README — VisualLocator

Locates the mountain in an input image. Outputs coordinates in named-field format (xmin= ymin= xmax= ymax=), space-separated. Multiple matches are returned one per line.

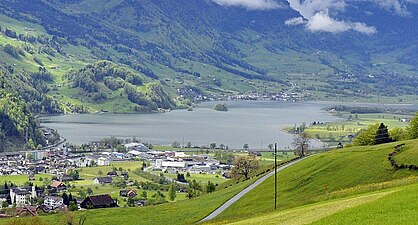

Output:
xmin=1 ymin=0 xmax=417 ymax=102
xmin=1 ymin=0 xmax=418 ymax=149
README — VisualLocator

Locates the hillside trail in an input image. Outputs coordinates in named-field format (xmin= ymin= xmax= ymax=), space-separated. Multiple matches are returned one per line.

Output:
xmin=200 ymin=156 xmax=309 ymax=222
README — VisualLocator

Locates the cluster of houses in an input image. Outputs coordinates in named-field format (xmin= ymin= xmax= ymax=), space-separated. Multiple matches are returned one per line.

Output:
xmin=150 ymin=151 xmax=230 ymax=175
xmin=0 ymin=142 xmax=233 ymax=216
xmin=0 ymin=180 xmax=118 ymax=213
xmin=0 ymin=142 xmax=151 ymax=177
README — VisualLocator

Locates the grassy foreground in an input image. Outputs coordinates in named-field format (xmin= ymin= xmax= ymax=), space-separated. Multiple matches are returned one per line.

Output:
xmin=222 ymin=182 xmax=418 ymax=225
xmin=207 ymin=139 xmax=418 ymax=223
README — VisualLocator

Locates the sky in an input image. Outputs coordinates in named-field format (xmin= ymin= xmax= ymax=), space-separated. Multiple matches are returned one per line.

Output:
xmin=212 ymin=0 xmax=417 ymax=34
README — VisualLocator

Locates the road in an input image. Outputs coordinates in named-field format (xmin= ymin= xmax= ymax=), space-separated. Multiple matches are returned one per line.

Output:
xmin=200 ymin=157 xmax=308 ymax=222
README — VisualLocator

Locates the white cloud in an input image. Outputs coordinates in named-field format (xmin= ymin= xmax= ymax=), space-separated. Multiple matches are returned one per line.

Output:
xmin=351 ymin=22 xmax=378 ymax=34
xmin=306 ymin=11 xmax=376 ymax=34
xmin=212 ymin=0 xmax=283 ymax=10
xmin=306 ymin=11 xmax=350 ymax=32
xmin=286 ymin=0 xmax=377 ymax=34
xmin=375 ymin=0 xmax=411 ymax=16
xmin=285 ymin=17 xmax=306 ymax=26
xmin=287 ymin=0 xmax=346 ymax=18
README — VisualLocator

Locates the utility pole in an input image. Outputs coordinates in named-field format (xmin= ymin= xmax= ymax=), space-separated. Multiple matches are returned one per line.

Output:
xmin=274 ymin=143 xmax=277 ymax=210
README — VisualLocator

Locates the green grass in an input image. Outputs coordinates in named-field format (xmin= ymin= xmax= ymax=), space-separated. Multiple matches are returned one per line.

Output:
xmin=221 ymin=182 xmax=418 ymax=225
xmin=208 ymin=139 xmax=418 ymax=223
xmin=223 ymin=189 xmax=396 ymax=225
xmin=312 ymin=182 xmax=418 ymax=225
xmin=158 ymin=172 xmax=227 ymax=185
xmin=0 ymin=174 xmax=52 ymax=186
xmin=393 ymin=144 xmax=418 ymax=165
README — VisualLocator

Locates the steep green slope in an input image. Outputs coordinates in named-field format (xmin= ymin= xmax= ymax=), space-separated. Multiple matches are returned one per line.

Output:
xmin=209 ymin=140 xmax=418 ymax=223
xmin=225 ymin=183 xmax=418 ymax=225
xmin=0 ymin=70 xmax=46 ymax=151
xmin=0 ymin=17 xmax=181 ymax=114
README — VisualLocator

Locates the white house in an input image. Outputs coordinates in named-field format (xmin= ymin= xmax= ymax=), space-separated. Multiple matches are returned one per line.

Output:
xmin=44 ymin=196 xmax=64 ymax=209
xmin=97 ymin=157 xmax=110 ymax=166
xmin=155 ymin=159 xmax=187 ymax=170
xmin=93 ymin=177 xmax=113 ymax=185
xmin=10 ymin=186 xmax=36 ymax=206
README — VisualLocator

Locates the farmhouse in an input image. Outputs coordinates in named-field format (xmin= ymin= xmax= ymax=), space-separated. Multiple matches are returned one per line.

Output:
xmin=80 ymin=194 xmax=118 ymax=209
xmin=94 ymin=177 xmax=113 ymax=185
xmin=107 ymin=171 xmax=118 ymax=176
xmin=120 ymin=189 xmax=137 ymax=198
xmin=121 ymin=171 xmax=129 ymax=178
xmin=50 ymin=181 xmax=66 ymax=191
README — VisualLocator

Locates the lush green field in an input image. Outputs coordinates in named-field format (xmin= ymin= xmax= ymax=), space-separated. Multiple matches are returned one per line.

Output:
xmin=221 ymin=182 xmax=418 ymax=225
xmin=207 ymin=139 xmax=418 ymax=223
xmin=0 ymin=174 xmax=52 ymax=186
xmin=393 ymin=144 xmax=418 ymax=166
xmin=311 ymin=182 xmax=418 ymax=225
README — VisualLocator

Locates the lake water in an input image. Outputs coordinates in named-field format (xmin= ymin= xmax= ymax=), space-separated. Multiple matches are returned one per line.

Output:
xmin=40 ymin=101 xmax=342 ymax=149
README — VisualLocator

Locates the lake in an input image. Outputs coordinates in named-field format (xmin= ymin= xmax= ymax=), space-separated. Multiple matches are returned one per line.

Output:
xmin=40 ymin=101 xmax=342 ymax=149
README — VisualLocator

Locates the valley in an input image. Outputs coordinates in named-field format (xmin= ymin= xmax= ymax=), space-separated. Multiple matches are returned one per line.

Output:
xmin=1 ymin=1 xmax=418 ymax=224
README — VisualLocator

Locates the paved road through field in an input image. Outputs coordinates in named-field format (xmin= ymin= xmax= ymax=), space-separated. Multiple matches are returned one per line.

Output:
xmin=200 ymin=157 xmax=308 ymax=222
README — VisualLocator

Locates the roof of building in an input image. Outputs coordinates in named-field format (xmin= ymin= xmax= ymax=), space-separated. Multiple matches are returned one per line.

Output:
xmin=12 ymin=187 xmax=32 ymax=195
xmin=51 ymin=181 xmax=65 ymax=188
xmin=81 ymin=194 xmax=117 ymax=207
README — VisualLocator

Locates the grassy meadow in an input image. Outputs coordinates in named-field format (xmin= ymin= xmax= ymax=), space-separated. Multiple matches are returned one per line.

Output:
xmin=221 ymin=182 xmax=418 ymax=225
xmin=207 ymin=139 xmax=418 ymax=224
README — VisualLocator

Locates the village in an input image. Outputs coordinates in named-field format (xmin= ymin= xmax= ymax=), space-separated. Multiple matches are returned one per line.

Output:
xmin=0 ymin=142 xmax=236 ymax=217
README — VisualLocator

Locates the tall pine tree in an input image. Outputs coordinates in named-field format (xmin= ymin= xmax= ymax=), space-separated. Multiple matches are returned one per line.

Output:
xmin=62 ymin=192 xmax=69 ymax=206
xmin=375 ymin=123 xmax=392 ymax=144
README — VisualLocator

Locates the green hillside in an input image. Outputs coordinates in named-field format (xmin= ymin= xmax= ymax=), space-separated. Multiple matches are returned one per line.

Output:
xmin=225 ymin=183 xmax=418 ymax=225
xmin=206 ymin=139 xmax=418 ymax=224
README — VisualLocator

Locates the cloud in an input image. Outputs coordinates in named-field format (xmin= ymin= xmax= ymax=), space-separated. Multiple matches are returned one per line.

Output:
xmin=306 ymin=11 xmax=350 ymax=32
xmin=306 ymin=11 xmax=377 ymax=34
xmin=212 ymin=0 xmax=283 ymax=10
xmin=375 ymin=0 xmax=411 ymax=16
xmin=287 ymin=0 xmax=346 ymax=18
xmin=285 ymin=17 xmax=306 ymax=26
xmin=286 ymin=0 xmax=377 ymax=34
